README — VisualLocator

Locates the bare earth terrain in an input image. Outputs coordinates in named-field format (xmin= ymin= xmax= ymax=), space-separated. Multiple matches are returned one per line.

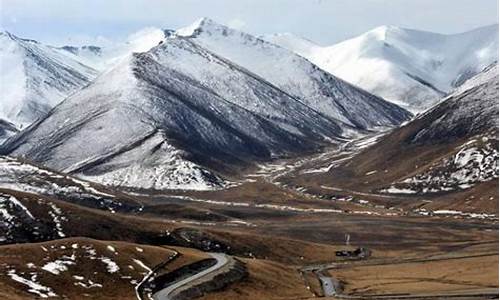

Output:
xmin=0 ymin=131 xmax=497 ymax=299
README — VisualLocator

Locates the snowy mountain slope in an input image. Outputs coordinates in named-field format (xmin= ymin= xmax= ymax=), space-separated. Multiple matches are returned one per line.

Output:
xmin=58 ymin=44 xmax=103 ymax=67
xmin=174 ymin=18 xmax=411 ymax=130
xmin=0 ymin=156 xmax=156 ymax=244
xmin=57 ymin=27 xmax=167 ymax=71
xmin=321 ymin=63 xmax=498 ymax=196
xmin=147 ymin=37 xmax=343 ymax=138
xmin=259 ymin=32 xmax=321 ymax=58
xmin=2 ymin=45 xmax=350 ymax=190
xmin=0 ymin=119 xmax=18 ymax=142
xmin=0 ymin=32 xmax=98 ymax=131
xmin=380 ymin=63 xmax=499 ymax=194
xmin=409 ymin=63 xmax=498 ymax=145
xmin=266 ymin=25 xmax=498 ymax=112
xmin=452 ymin=61 xmax=499 ymax=95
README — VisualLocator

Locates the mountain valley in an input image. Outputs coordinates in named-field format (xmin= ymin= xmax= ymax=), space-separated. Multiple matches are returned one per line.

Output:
xmin=0 ymin=16 xmax=498 ymax=300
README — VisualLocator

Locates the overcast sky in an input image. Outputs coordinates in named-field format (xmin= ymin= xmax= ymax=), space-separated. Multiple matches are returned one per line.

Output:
xmin=1 ymin=0 xmax=498 ymax=46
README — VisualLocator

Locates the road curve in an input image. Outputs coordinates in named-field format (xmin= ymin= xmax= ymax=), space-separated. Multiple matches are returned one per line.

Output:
xmin=135 ymin=249 xmax=179 ymax=300
xmin=318 ymin=275 xmax=337 ymax=296
xmin=152 ymin=252 xmax=229 ymax=300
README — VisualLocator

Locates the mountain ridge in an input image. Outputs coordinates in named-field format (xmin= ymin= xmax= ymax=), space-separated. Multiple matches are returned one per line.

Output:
xmin=265 ymin=24 xmax=498 ymax=112
xmin=1 ymin=19 xmax=412 ymax=191
xmin=0 ymin=31 xmax=99 ymax=138
xmin=175 ymin=18 xmax=411 ymax=129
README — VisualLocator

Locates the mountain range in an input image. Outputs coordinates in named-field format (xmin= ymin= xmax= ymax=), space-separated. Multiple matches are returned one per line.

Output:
xmin=306 ymin=62 xmax=498 ymax=212
xmin=0 ymin=18 xmax=497 ymax=192
xmin=0 ymin=19 xmax=410 ymax=190
xmin=0 ymin=15 xmax=498 ymax=300
xmin=265 ymin=24 xmax=498 ymax=112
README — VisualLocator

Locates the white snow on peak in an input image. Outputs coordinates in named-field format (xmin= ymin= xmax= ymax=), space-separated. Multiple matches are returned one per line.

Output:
xmin=2 ymin=19 xmax=411 ymax=191
xmin=266 ymin=24 xmax=498 ymax=112
xmin=380 ymin=65 xmax=499 ymax=194
xmin=125 ymin=27 xmax=166 ymax=53
xmin=175 ymin=17 xmax=209 ymax=37
xmin=2 ymin=56 xmax=229 ymax=191
xmin=414 ymin=62 xmax=499 ymax=136
xmin=171 ymin=18 xmax=410 ymax=130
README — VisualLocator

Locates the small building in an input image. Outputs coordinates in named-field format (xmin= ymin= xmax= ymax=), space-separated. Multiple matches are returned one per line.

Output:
xmin=335 ymin=247 xmax=371 ymax=258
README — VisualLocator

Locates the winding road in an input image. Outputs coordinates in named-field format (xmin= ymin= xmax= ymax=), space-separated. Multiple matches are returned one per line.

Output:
xmin=152 ymin=253 xmax=229 ymax=300
xmin=318 ymin=275 xmax=337 ymax=297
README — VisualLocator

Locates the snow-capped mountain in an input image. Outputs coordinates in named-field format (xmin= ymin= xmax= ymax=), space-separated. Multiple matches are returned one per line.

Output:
xmin=0 ymin=31 xmax=98 ymax=134
xmin=329 ymin=63 xmax=498 ymax=196
xmin=409 ymin=63 xmax=498 ymax=144
xmin=1 ymin=18 xmax=411 ymax=191
xmin=147 ymin=36 xmax=343 ymax=138
xmin=174 ymin=18 xmax=411 ymax=130
xmin=382 ymin=63 xmax=499 ymax=194
xmin=266 ymin=25 xmax=498 ymax=112
xmin=1 ymin=47 xmax=338 ymax=190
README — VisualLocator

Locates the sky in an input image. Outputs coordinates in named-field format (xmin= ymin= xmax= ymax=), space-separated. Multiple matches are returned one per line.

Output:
xmin=1 ymin=0 xmax=498 ymax=46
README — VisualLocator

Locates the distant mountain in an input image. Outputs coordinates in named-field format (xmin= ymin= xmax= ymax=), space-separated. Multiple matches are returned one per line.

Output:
xmin=407 ymin=63 xmax=498 ymax=145
xmin=321 ymin=63 xmax=498 ymax=204
xmin=2 ymin=19 xmax=411 ymax=191
xmin=57 ymin=27 xmax=168 ymax=71
xmin=266 ymin=25 xmax=498 ymax=112
xmin=0 ymin=31 xmax=98 ymax=135
xmin=175 ymin=18 xmax=411 ymax=130
xmin=376 ymin=63 xmax=499 ymax=200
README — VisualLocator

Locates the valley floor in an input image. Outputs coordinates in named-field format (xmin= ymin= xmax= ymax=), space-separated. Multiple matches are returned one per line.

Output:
xmin=0 ymin=133 xmax=497 ymax=300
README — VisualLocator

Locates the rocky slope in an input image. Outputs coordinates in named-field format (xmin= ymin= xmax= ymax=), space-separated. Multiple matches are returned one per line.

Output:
xmin=320 ymin=63 xmax=498 ymax=197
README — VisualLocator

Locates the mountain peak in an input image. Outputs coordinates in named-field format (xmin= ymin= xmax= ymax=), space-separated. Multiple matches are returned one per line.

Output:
xmin=365 ymin=25 xmax=405 ymax=40
xmin=175 ymin=17 xmax=229 ymax=37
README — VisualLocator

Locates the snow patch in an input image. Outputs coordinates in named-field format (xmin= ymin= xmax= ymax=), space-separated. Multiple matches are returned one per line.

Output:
xmin=99 ymin=257 xmax=119 ymax=273
xmin=7 ymin=269 xmax=57 ymax=298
